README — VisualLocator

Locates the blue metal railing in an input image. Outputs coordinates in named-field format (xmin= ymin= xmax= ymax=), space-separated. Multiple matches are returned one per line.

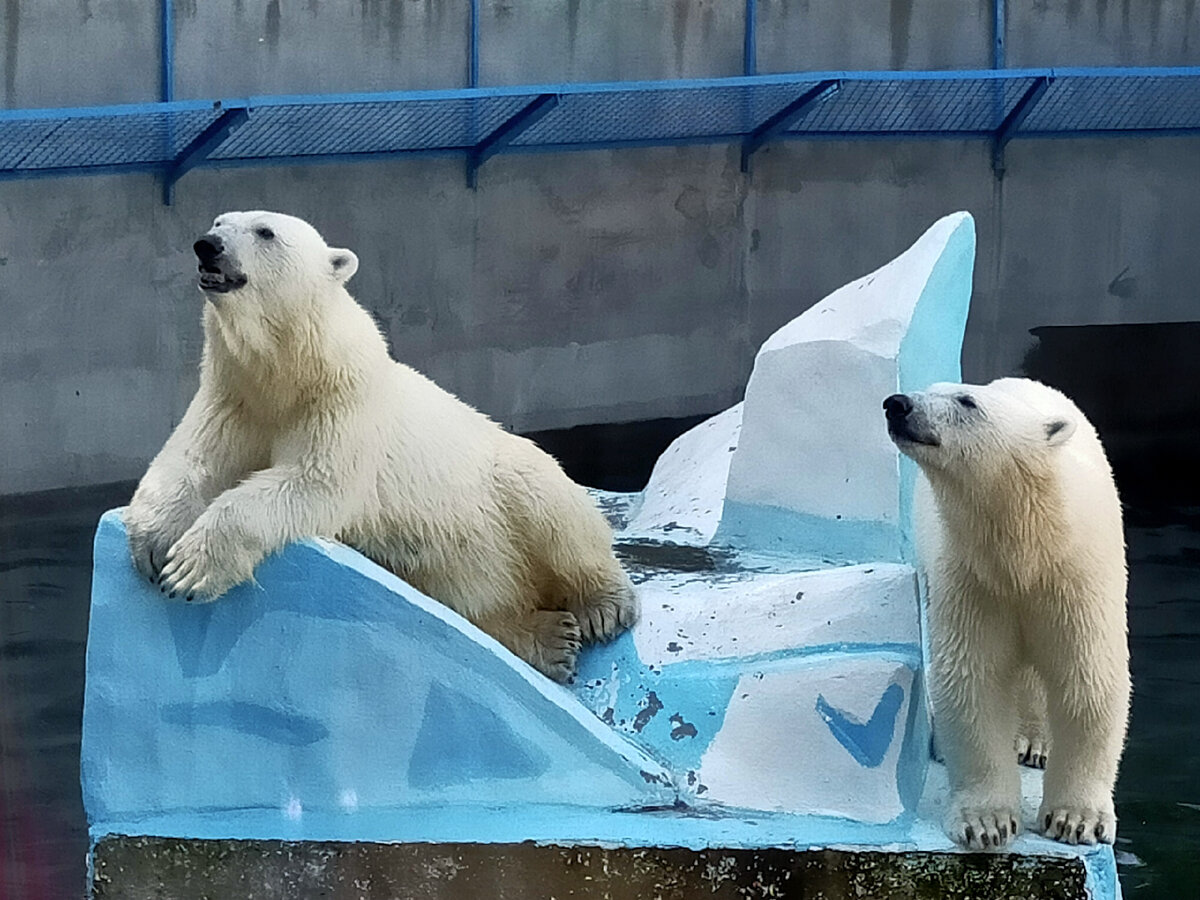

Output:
xmin=4 ymin=67 xmax=1200 ymax=200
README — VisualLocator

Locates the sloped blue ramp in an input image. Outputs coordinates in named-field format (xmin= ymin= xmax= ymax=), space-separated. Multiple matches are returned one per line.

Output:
xmin=82 ymin=510 xmax=673 ymax=841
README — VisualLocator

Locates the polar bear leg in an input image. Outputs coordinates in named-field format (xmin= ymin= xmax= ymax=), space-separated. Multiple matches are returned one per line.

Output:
xmin=495 ymin=440 xmax=638 ymax=644
xmin=483 ymin=608 xmax=583 ymax=684
xmin=1014 ymin=664 xmax=1050 ymax=768
xmin=126 ymin=388 xmax=263 ymax=583
xmin=158 ymin=463 xmax=349 ymax=600
xmin=1033 ymin=623 xmax=1129 ymax=846
xmin=930 ymin=589 xmax=1022 ymax=850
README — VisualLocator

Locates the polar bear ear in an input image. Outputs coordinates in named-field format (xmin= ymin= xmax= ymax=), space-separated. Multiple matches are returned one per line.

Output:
xmin=1044 ymin=417 xmax=1076 ymax=446
xmin=329 ymin=248 xmax=359 ymax=284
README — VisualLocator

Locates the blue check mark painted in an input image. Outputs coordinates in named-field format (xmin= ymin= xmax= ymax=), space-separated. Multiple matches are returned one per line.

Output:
xmin=815 ymin=683 xmax=904 ymax=768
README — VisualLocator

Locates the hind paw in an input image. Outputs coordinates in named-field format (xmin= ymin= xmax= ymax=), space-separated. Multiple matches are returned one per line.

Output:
xmin=528 ymin=610 xmax=583 ymax=684
xmin=1016 ymin=734 xmax=1048 ymax=769
xmin=573 ymin=578 xmax=639 ymax=643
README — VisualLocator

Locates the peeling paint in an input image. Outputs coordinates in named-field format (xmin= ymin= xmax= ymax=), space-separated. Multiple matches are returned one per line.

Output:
xmin=669 ymin=714 xmax=697 ymax=741
xmin=631 ymin=691 xmax=663 ymax=733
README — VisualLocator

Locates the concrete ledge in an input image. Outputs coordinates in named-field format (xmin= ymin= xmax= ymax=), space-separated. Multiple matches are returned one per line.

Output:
xmin=91 ymin=837 xmax=1093 ymax=900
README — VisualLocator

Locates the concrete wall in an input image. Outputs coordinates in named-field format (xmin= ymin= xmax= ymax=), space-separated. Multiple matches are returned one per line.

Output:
xmin=2 ymin=0 xmax=1200 ymax=494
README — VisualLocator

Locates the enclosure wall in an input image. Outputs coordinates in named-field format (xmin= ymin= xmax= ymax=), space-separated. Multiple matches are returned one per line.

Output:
xmin=2 ymin=1 xmax=1199 ymax=493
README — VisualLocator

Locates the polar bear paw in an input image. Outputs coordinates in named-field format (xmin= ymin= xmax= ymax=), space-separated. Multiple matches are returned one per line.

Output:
xmin=526 ymin=610 xmax=583 ymax=684
xmin=1016 ymin=734 xmax=1048 ymax=769
xmin=124 ymin=501 xmax=203 ymax=583
xmin=157 ymin=523 xmax=256 ymax=602
xmin=126 ymin=520 xmax=176 ymax=583
xmin=573 ymin=577 xmax=639 ymax=644
xmin=947 ymin=803 xmax=1021 ymax=850
xmin=1039 ymin=803 xmax=1116 ymax=845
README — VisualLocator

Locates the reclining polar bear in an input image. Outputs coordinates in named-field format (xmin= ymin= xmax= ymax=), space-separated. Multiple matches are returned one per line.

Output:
xmin=124 ymin=210 xmax=637 ymax=683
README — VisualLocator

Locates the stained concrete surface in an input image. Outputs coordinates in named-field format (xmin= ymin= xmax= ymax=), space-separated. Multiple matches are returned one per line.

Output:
xmin=90 ymin=837 xmax=1090 ymax=900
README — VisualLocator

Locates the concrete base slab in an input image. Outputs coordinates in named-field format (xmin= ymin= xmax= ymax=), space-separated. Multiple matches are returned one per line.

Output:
xmin=91 ymin=837 xmax=1092 ymax=900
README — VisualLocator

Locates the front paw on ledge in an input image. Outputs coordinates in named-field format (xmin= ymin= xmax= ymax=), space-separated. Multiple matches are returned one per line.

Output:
xmin=1039 ymin=803 xmax=1116 ymax=845
xmin=947 ymin=804 xmax=1021 ymax=850
xmin=157 ymin=529 xmax=254 ymax=602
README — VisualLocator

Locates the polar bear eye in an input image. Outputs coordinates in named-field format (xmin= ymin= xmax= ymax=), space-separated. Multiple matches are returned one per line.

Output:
xmin=254 ymin=226 xmax=275 ymax=241
xmin=955 ymin=395 xmax=977 ymax=410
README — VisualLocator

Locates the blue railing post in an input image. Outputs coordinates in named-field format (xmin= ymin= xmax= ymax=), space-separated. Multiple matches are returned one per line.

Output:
xmin=741 ymin=79 xmax=840 ymax=173
xmin=465 ymin=93 xmax=558 ymax=188
xmin=161 ymin=105 xmax=249 ymax=205
xmin=991 ymin=75 xmax=1050 ymax=179
xmin=468 ymin=0 xmax=480 ymax=88
xmin=993 ymin=0 xmax=1006 ymax=70
xmin=160 ymin=0 xmax=174 ymax=102
xmin=743 ymin=0 xmax=757 ymax=76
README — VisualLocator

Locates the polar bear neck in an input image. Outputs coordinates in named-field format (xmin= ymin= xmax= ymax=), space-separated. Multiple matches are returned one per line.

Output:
xmin=925 ymin=457 xmax=1071 ymax=587
xmin=201 ymin=286 xmax=387 ymax=417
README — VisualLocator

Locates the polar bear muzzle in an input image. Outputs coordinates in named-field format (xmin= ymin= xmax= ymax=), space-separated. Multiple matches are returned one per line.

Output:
xmin=194 ymin=232 xmax=248 ymax=294
xmin=883 ymin=393 xmax=940 ymax=448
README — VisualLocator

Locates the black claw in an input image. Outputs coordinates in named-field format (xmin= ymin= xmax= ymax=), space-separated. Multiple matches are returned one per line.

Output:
xmin=964 ymin=825 xmax=975 ymax=845
xmin=1095 ymin=823 xmax=1106 ymax=841
xmin=982 ymin=831 xmax=991 ymax=848
xmin=1038 ymin=755 xmax=1047 ymax=769
xmin=1044 ymin=814 xmax=1052 ymax=831
xmin=999 ymin=823 xmax=1008 ymax=842
xmin=1011 ymin=818 xmax=1019 ymax=836
xmin=1076 ymin=822 xmax=1086 ymax=840
xmin=185 ymin=595 xmax=193 ymax=603
xmin=167 ymin=592 xmax=176 ymax=599
xmin=1055 ymin=820 xmax=1068 ymax=840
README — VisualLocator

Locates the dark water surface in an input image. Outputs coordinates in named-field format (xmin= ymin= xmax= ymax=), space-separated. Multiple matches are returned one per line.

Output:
xmin=0 ymin=483 xmax=1197 ymax=898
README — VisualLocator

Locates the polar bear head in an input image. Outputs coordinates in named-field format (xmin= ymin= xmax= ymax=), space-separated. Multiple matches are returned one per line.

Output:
xmin=193 ymin=210 xmax=359 ymax=303
xmin=883 ymin=377 xmax=1079 ymax=478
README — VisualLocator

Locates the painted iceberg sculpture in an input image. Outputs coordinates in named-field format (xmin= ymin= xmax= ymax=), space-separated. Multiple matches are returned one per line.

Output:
xmin=79 ymin=211 xmax=1117 ymax=897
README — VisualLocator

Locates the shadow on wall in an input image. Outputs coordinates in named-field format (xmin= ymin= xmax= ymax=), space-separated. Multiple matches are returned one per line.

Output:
xmin=1022 ymin=322 xmax=1200 ymax=508
xmin=523 ymin=413 xmax=715 ymax=493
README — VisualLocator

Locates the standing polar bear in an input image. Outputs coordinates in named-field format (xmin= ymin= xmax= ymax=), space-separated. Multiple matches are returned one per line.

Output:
xmin=124 ymin=210 xmax=638 ymax=683
xmin=884 ymin=378 xmax=1129 ymax=849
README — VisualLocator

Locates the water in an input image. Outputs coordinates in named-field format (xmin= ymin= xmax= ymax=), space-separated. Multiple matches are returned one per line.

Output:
xmin=0 ymin=483 xmax=1197 ymax=898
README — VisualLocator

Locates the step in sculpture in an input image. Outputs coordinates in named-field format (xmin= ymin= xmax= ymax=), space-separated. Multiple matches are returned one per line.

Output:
xmin=83 ymin=212 xmax=1118 ymax=900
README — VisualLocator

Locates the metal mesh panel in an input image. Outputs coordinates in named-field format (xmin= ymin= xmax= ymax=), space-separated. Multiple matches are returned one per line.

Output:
xmin=3 ymin=70 xmax=1200 ymax=181
xmin=0 ymin=109 xmax=219 ymax=172
xmin=209 ymin=96 xmax=534 ymax=160
xmin=513 ymin=82 xmax=818 ymax=147
xmin=1022 ymin=73 xmax=1200 ymax=133
xmin=791 ymin=76 xmax=1039 ymax=135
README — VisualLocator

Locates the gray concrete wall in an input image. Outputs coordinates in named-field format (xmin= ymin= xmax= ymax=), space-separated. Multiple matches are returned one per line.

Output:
xmin=2 ymin=1 xmax=1200 ymax=494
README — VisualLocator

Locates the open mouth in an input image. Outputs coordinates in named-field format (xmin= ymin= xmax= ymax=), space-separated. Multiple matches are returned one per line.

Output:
xmin=197 ymin=263 xmax=248 ymax=294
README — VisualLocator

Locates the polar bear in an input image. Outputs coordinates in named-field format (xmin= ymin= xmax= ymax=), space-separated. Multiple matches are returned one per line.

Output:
xmin=883 ymin=377 xmax=1129 ymax=849
xmin=124 ymin=210 xmax=638 ymax=683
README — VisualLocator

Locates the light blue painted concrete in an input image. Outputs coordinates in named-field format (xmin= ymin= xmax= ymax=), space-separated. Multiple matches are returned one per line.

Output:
xmin=82 ymin=510 xmax=674 ymax=836
xmin=572 ymin=634 xmax=922 ymax=781
xmin=896 ymin=214 xmax=976 ymax=562
xmin=718 ymin=500 xmax=902 ymax=565
xmin=83 ymin=507 xmax=1117 ymax=898
xmin=713 ymin=212 xmax=976 ymax=566
xmin=817 ymin=682 xmax=906 ymax=768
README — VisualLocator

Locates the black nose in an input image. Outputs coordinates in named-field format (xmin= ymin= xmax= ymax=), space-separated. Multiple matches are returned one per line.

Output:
xmin=883 ymin=394 xmax=913 ymax=420
xmin=193 ymin=234 xmax=223 ymax=263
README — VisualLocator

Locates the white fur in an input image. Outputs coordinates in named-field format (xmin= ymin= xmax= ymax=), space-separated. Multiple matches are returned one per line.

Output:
xmin=892 ymin=377 xmax=1129 ymax=849
xmin=125 ymin=211 xmax=637 ymax=683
